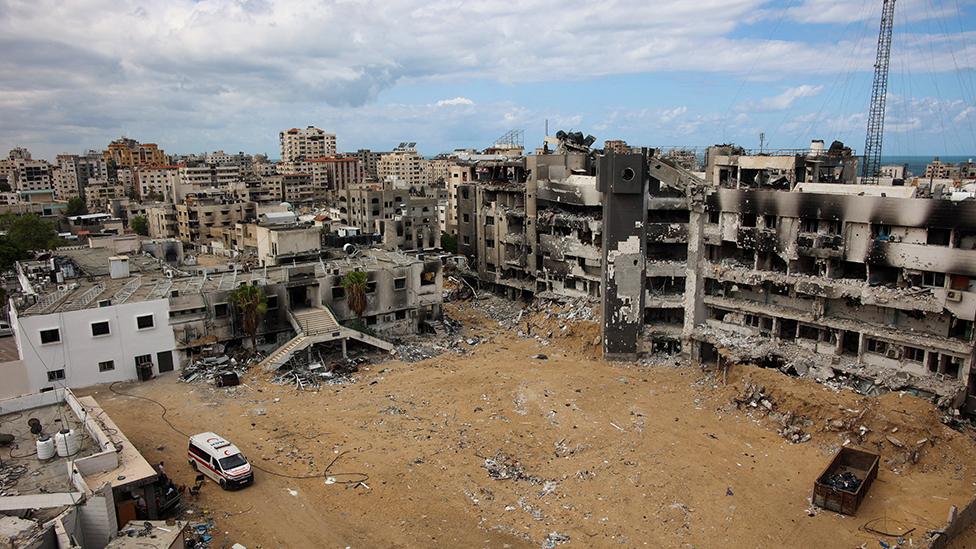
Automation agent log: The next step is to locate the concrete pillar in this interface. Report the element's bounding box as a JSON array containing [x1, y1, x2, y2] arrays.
[[341, 338, 347, 358], [682, 209, 707, 346], [597, 152, 650, 360]]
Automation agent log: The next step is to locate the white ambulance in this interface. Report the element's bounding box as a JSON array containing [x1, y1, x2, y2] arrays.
[[187, 432, 254, 489]]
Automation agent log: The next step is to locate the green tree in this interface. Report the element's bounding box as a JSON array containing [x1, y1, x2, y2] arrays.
[[230, 285, 268, 350], [64, 197, 87, 217], [131, 215, 149, 236], [441, 232, 458, 254], [0, 214, 60, 272], [340, 271, 369, 319]]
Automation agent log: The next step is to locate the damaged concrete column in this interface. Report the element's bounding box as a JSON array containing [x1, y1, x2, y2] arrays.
[[598, 151, 652, 360]]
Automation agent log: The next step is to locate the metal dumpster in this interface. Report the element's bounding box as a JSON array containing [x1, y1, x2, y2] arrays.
[[812, 447, 880, 515]]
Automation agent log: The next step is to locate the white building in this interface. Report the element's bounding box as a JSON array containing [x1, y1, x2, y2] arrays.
[[8, 256, 178, 394], [279, 126, 337, 162]]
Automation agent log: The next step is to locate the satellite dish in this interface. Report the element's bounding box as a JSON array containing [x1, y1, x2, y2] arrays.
[[343, 243, 359, 256]]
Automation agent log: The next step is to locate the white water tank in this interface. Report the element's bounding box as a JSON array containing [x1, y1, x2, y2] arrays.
[[36, 435, 55, 460], [54, 429, 79, 457], [809, 139, 825, 157]]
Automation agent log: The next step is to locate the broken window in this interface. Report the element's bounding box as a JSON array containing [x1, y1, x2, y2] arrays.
[[865, 338, 888, 355], [798, 325, 820, 340], [800, 218, 818, 233], [267, 295, 278, 309], [871, 224, 891, 239], [394, 277, 406, 290], [47, 369, 65, 381], [949, 318, 974, 341], [927, 228, 951, 246], [741, 213, 757, 227], [946, 356, 963, 379], [707, 210, 720, 224], [214, 303, 228, 318], [486, 239, 495, 248], [922, 271, 946, 288], [763, 215, 777, 229], [332, 286, 345, 299], [99, 360, 115, 372], [904, 346, 924, 362], [485, 216, 494, 225], [136, 314, 155, 330]]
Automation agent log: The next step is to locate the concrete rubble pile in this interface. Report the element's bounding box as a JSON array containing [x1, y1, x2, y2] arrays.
[[696, 325, 965, 409], [180, 351, 257, 387], [393, 315, 478, 363], [734, 382, 812, 443], [270, 351, 364, 390]]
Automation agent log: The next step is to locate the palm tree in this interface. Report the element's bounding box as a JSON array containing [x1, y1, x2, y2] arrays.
[[341, 271, 369, 319], [230, 285, 268, 350]]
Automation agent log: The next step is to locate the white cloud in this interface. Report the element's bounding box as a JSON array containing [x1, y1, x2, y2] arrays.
[[955, 106, 976, 124], [0, 0, 973, 157], [435, 97, 475, 107], [743, 85, 824, 112], [659, 106, 688, 123]]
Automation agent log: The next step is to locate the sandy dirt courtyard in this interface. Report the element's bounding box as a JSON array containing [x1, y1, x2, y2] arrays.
[[79, 300, 976, 548]]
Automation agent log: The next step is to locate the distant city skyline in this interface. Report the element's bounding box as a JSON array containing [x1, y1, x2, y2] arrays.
[[1, 0, 975, 160]]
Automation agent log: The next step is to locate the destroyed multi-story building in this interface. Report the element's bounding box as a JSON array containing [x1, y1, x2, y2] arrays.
[[593, 142, 976, 414], [4, 244, 443, 395], [339, 185, 440, 251]]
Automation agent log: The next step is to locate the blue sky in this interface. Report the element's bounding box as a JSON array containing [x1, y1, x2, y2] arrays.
[[0, 0, 974, 160]]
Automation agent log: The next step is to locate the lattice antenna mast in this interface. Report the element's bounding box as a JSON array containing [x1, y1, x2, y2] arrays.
[[862, 0, 896, 183]]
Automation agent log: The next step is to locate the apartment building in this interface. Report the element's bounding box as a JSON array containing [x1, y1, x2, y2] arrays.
[[103, 137, 168, 168], [339, 186, 440, 251], [925, 158, 976, 180], [134, 165, 178, 200], [378, 143, 430, 188], [178, 163, 241, 189], [175, 196, 256, 245], [307, 156, 363, 191], [1, 149, 53, 192], [279, 126, 336, 162], [55, 152, 109, 200], [84, 178, 126, 212], [146, 204, 177, 239], [353, 148, 386, 180]]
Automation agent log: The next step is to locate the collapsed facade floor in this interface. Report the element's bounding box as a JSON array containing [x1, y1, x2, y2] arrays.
[[76, 300, 976, 548]]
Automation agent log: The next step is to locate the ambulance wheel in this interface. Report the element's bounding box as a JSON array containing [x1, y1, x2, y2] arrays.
[[219, 479, 227, 490], [189, 460, 197, 471]]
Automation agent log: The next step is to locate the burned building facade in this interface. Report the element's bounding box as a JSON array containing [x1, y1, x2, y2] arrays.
[[596, 144, 976, 414]]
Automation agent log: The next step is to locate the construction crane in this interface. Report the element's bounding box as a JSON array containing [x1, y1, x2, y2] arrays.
[[861, 0, 896, 183]]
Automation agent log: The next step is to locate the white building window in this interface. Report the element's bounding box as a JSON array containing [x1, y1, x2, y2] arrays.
[[47, 369, 65, 381], [99, 360, 115, 372], [39, 328, 61, 344], [136, 314, 155, 330], [91, 321, 111, 337]]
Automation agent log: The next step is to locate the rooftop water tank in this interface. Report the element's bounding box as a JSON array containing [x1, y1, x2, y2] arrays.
[[54, 429, 79, 457], [36, 435, 55, 460]]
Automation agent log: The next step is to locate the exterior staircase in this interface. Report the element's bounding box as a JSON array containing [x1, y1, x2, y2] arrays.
[[258, 307, 394, 371]]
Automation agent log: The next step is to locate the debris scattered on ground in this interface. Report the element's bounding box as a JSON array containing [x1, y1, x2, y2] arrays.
[[181, 351, 256, 386], [542, 531, 571, 548], [0, 463, 28, 494], [271, 351, 363, 390]]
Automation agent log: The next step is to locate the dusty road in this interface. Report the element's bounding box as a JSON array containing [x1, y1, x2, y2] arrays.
[[81, 300, 976, 548]]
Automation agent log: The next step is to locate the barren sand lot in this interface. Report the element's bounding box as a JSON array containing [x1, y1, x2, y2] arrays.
[[80, 300, 976, 548]]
